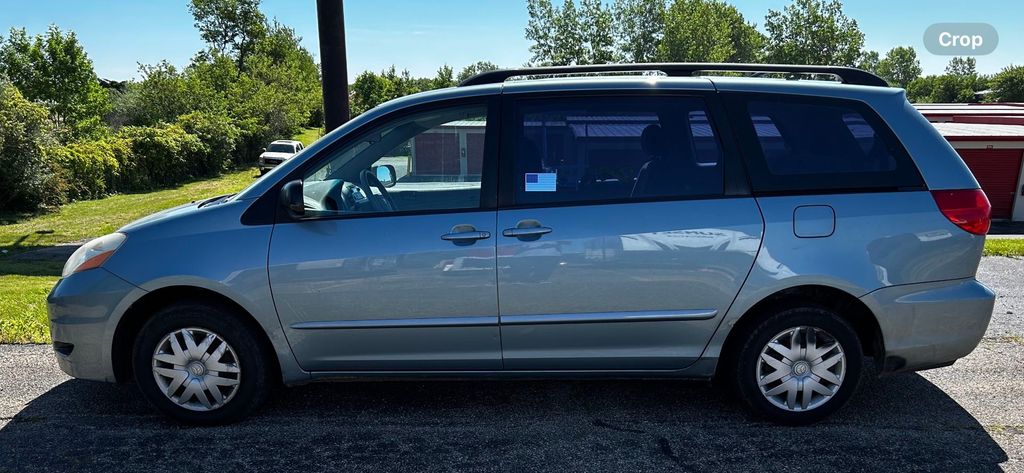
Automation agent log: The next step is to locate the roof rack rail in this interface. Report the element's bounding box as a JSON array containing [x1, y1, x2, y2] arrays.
[[458, 63, 888, 88]]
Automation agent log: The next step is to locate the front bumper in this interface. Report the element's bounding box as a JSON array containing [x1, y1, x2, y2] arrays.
[[259, 160, 282, 172], [861, 278, 995, 373], [47, 268, 141, 382]]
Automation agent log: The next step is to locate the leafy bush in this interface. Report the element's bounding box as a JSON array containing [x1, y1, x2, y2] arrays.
[[20, 118, 227, 206], [0, 80, 60, 211], [176, 111, 240, 176], [231, 116, 271, 166], [115, 124, 204, 190], [46, 139, 122, 201]]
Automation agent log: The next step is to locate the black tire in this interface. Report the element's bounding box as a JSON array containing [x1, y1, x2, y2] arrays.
[[733, 306, 863, 425], [132, 301, 273, 425]]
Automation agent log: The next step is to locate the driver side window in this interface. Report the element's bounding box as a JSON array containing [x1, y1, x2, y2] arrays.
[[303, 104, 488, 217]]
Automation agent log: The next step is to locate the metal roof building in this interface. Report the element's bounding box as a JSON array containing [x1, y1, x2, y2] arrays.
[[916, 104, 1024, 221]]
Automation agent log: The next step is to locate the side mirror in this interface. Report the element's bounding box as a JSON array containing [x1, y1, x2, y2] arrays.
[[280, 180, 305, 217], [373, 164, 397, 188], [262, 147, 267, 152]]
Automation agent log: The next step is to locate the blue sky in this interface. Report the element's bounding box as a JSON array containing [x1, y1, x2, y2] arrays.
[[1, 0, 1021, 82]]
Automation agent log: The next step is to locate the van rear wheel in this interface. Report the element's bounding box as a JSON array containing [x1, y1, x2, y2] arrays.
[[733, 306, 863, 425], [132, 302, 272, 425]]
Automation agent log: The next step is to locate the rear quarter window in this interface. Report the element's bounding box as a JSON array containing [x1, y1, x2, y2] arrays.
[[726, 93, 924, 194]]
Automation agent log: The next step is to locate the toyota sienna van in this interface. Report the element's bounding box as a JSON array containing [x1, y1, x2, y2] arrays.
[[48, 64, 996, 425]]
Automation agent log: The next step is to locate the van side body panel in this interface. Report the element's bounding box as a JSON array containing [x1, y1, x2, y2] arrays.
[[701, 190, 986, 361]]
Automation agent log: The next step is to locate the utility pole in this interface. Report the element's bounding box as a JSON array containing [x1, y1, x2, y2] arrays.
[[316, 0, 349, 131]]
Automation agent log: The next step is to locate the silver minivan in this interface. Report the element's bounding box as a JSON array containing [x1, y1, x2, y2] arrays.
[[48, 64, 996, 425]]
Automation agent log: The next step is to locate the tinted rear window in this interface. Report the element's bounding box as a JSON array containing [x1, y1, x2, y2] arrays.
[[730, 94, 923, 193]]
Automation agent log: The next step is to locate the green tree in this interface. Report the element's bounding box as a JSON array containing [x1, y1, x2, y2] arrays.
[[0, 26, 110, 138], [990, 65, 1024, 102], [126, 61, 197, 125], [613, 0, 665, 63], [188, 0, 267, 71], [856, 50, 880, 74], [552, 0, 586, 64], [659, 0, 762, 63], [876, 46, 921, 89], [930, 74, 981, 102], [457, 61, 500, 82], [248, 21, 323, 127], [525, 0, 613, 65], [349, 67, 427, 116], [945, 57, 977, 76], [525, 0, 558, 65], [382, 66, 425, 97], [907, 74, 981, 103], [117, 17, 323, 162], [581, 0, 616, 63], [350, 70, 394, 116], [432, 65, 456, 89], [763, 0, 864, 66]]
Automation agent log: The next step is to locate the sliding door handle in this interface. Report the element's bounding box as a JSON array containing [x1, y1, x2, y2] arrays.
[[502, 227, 553, 238], [503, 219, 552, 241]]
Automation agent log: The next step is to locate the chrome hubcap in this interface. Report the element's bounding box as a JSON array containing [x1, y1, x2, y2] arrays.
[[186, 361, 207, 377], [756, 326, 846, 412], [151, 327, 241, 412]]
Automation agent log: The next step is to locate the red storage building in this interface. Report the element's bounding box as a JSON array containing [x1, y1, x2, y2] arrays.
[[916, 104, 1024, 222]]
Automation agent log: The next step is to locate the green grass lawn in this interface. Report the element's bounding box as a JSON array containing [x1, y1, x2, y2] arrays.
[[0, 168, 258, 253], [0, 261, 63, 343], [293, 127, 323, 146], [0, 168, 258, 344], [983, 238, 1024, 257]]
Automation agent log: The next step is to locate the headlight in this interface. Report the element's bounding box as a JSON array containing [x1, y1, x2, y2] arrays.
[[62, 233, 126, 278]]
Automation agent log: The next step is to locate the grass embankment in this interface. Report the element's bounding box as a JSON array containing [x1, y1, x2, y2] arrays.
[[0, 168, 258, 344], [293, 127, 323, 146], [983, 238, 1024, 257]]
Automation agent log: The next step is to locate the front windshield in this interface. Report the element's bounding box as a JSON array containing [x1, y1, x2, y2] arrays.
[[267, 143, 296, 153]]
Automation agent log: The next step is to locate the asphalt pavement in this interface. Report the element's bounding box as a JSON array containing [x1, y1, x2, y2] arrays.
[[1, 257, 1022, 472]]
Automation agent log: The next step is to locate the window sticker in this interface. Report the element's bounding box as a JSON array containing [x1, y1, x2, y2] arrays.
[[525, 173, 557, 192]]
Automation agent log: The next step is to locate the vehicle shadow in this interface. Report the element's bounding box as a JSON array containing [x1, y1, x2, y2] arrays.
[[0, 373, 1007, 472], [0, 256, 63, 276]]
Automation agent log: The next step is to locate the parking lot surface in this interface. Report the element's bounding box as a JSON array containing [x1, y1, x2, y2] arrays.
[[1, 257, 1022, 472]]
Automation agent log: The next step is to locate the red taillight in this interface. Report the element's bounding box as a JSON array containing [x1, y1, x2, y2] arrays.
[[931, 189, 991, 235]]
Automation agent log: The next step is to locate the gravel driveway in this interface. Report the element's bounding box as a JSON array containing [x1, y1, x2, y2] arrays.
[[1, 257, 1022, 472]]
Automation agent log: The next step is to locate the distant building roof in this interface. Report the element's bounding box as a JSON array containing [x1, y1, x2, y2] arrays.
[[947, 115, 1024, 126], [915, 103, 1024, 125], [931, 122, 1024, 141], [915, 103, 1024, 109]]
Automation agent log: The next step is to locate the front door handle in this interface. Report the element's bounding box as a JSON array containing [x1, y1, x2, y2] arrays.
[[441, 224, 491, 245]]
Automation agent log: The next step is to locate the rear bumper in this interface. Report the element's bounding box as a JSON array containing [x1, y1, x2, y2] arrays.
[[861, 278, 995, 373], [47, 268, 141, 382]]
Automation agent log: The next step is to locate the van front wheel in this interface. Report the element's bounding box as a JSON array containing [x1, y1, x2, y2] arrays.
[[132, 302, 272, 425]]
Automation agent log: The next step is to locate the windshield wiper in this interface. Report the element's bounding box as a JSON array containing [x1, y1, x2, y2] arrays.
[[197, 193, 236, 208]]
